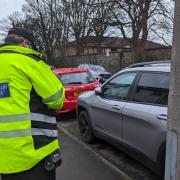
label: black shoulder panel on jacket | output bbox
[0,50,41,61]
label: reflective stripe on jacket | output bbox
[0,45,65,173]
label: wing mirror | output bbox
[99,78,106,84]
[95,87,103,96]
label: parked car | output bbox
[53,68,100,114]
[77,64,111,83]
[77,60,170,176]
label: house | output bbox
[61,36,168,56]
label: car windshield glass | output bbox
[79,64,106,73]
[59,72,96,85]
[89,65,105,72]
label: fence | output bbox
[53,47,171,74]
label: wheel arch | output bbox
[77,107,96,143]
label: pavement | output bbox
[56,128,130,180]
[57,114,160,180]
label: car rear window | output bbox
[79,64,106,73]
[59,72,97,85]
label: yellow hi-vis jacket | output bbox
[0,45,65,174]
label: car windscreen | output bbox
[59,72,97,85]
[89,66,106,73]
[79,64,106,73]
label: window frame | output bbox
[100,71,139,101]
[129,71,170,107]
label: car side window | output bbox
[133,72,169,105]
[102,72,137,100]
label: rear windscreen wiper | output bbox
[67,82,82,84]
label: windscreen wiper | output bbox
[67,82,82,84]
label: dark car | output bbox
[77,64,111,83]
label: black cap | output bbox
[8,27,37,51]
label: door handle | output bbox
[156,114,167,120]
[112,105,121,110]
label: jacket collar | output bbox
[0,44,43,59]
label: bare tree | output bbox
[0,12,25,42]
[88,0,113,53]
[107,0,173,63]
[0,0,173,62]
[22,0,69,63]
[62,0,97,55]
[150,0,174,46]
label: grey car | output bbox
[77,61,170,176]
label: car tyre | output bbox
[78,110,95,143]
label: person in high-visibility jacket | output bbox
[0,28,65,180]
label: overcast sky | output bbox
[0,0,25,20]
[0,0,25,42]
[0,0,173,45]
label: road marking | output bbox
[58,124,132,180]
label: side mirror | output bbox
[99,78,106,84]
[95,87,103,96]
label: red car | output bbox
[53,68,100,114]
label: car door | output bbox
[122,72,169,162]
[90,72,138,142]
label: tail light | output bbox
[65,87,80,100]
[65,87,74,100]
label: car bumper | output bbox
[55,98,77,114]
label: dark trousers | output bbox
[1,159,56,180]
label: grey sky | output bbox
[0,0,173,45]
[0,0,25,20]
[0,0,25,42]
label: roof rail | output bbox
[128,60,171,68]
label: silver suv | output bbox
[77,61,170,176]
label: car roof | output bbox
[120,60,171,74]
[79,64,102,67]
[78,64,105,70]
[53,68,89,75]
